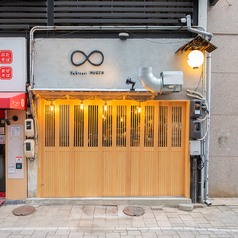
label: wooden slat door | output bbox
[38,99,189,198]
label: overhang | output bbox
[0,92,27,110]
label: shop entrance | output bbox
[38,99,189,198]
[0,118,6,198]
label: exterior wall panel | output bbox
[208,0,238,197]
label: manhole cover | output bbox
[123,206,145,216]
[12,205,36,216]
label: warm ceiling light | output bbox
[80,100,84,110]
[104,102,108,111]
[50,101,55,112]
[138,102,142,113]
[187,50,204,69]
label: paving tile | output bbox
[105,233,120,238]
[8,236,24,238]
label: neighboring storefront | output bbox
[0,38,27,200]
[28,36,204,199]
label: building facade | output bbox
[208,0,238,197]
[0,0,221,202]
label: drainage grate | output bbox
[123,206,145,216]
[12,205,36,216]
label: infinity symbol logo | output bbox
[71,50,104,67]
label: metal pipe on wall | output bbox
[204,52,212,206]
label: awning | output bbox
[0,92,27,110]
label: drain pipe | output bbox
[204,53,212,206]
[185,15,213,41]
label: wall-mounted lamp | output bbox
[187,50,204,69]
[119,32,129,40]
[126,77,136,91]
[50,101,55,112]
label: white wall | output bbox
[33,38,203,99]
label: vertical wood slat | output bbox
[125,103,131,197]
[139,103,145,196]
[69,103,74,197]
[97,104,103,196]
[83,101,88,196]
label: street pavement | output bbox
[1,198,238,237]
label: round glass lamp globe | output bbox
[187,50,204,69]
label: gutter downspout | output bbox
[204,53,212,206]
[186,15,213,41]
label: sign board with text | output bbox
[0,38,27,92]
[33,38,201,91]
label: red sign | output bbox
[0,66,13,80]
[0,50,13,64]
[0,93,26,110]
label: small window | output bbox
[144,106,154,147]
[130,105,140,147]
[59,105,69,147]
[116,105,126,147]
[88,105,98,147]
[172,107,182,147]
[74,105,84,147]
[102,105,112,147]
[45,105,55,147]
[158,106,168,147]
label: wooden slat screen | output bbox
[144,106,154,147]
[130,105,140,147]
[159,106,168,147]
[59,105,69,147]
[116,105,127,147]
[45,105,55,147]
[74,105,84,147]
[88,105,98,147]
[172,106,182,147]
[102,105,112,147]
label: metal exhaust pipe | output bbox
[138,67,163,94]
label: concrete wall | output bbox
[207,0,238,196]
[33,38,203,99]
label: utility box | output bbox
[25,119,34,137]
[190,100,202,118]
[161,71,183,92]
[189,140,201,155]
[190,120,202,139]
[24,139,35,158]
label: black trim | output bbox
[210,0,219,6]
[0,0,198,32]
[47,0,54,26]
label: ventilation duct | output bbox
[138,67,183,94]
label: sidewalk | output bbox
[0,198,238,237]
